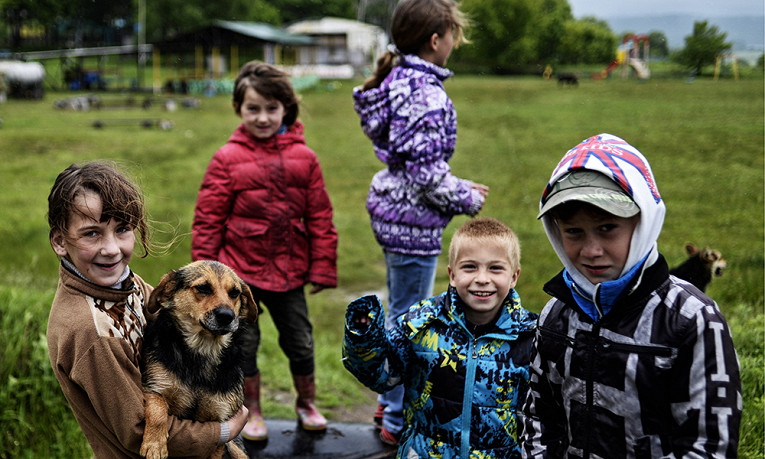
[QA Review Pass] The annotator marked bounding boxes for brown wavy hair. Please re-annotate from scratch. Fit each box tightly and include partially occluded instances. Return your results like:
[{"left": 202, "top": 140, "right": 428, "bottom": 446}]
[
  {"left": 47, "top": 161, "right": 153, "bottom": 258},
  {"left": 232, "top": 61, "right": 299, "bottom": 127},
  {"left": 361, "top": 0, "right": 469, "bottom": 91}
]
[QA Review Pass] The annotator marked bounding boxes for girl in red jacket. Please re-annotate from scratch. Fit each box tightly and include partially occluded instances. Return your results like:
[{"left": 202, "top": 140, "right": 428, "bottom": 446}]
[{"left": 192, "top": 61, "right": 338, "bottom": 441}]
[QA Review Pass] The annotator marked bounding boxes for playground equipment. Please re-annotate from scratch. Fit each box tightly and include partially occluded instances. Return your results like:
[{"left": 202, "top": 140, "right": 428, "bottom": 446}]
[
  {"left": 713, "top": 52, "right": 739, "bottom": 81},
  {"left": 593, "top": 33, "right": 650, "bottom": 80}
]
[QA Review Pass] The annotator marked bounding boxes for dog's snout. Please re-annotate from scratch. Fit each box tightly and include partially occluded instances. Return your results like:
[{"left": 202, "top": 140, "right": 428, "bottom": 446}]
[{"left": 213, "top": 307, "right": 236, "bottom": 326}]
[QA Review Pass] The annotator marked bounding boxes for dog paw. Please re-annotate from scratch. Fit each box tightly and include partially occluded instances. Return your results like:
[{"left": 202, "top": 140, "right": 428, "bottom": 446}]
[{"left": 140, "top": 440, "right": 168, "bottom": 459}]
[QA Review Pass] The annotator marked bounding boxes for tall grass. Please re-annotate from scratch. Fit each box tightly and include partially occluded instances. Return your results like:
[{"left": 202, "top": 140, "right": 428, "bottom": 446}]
[{"left": 0, "top": 73, "right": 762, "bottom": 457}]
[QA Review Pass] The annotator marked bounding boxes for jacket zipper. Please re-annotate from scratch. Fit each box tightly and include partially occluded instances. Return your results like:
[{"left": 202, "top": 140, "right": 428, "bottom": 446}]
[
  {"left": 583, "top": 323, "right": 600, "bottom": 459},
  {"left": 598, "top": 340, "right": 675, "bottom": 357},
  {"left": 538, "top": 325, "right": 576, "bottom": 347},
  {"left": 460, "top": 337, "right": 478, "bottom": 458}
]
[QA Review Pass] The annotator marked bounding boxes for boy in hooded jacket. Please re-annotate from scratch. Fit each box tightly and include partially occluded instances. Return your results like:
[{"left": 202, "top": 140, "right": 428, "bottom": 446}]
[
  {"left": 521, "top": 133, "right": 741, "bottom": 458},
  {"left": 343, "top": 217, "right": 538, "bottom": 458}
]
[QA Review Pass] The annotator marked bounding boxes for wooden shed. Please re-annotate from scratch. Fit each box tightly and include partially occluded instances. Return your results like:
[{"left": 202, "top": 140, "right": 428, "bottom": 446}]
[{"left": 153, "top": 20, "right": 314, "bottom": 80}]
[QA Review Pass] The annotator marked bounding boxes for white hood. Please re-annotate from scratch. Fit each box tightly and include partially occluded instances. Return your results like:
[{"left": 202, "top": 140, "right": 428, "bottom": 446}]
[{"left": 539, "top": 133, "right": 666, "bottom": 298}]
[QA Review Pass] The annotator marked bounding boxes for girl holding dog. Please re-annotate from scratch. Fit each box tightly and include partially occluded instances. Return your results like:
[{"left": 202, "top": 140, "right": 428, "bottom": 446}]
[
  {"left": 352, "top": 0, "right": 488, "bottom": 444},
  {"left": 192, "top": 61, "right": 338, "bottom": 441},
  {"left": 46, "top": 162, "right": 247, "bottom": 458}
]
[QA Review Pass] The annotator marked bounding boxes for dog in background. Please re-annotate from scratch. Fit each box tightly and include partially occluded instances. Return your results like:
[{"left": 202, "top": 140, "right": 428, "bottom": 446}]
[
  {"left": 557, "top": 72, "right": 579, "bottom": 86},
  {"left": 669, "top": 243, "right": 727, "bottom": 293},
  {"left": 140, "top": 260, "right": 258, "bottom": 459}
]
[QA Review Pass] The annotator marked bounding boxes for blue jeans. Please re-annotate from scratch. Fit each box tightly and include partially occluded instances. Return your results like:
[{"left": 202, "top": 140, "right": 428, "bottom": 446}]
[{"left": 379, "top": 250, "right": 437, "bottom": 434}]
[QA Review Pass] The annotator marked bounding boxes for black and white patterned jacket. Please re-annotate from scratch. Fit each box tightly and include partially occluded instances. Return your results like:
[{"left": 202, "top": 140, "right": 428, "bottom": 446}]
[{"left": 520, "top": 256, "right": 742, "bottom": 458}]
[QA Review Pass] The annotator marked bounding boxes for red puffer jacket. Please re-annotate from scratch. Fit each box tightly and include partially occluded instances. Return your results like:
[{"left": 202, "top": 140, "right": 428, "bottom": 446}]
[{"left": 192, "top": 121, "right": 337, "bottom": 292}]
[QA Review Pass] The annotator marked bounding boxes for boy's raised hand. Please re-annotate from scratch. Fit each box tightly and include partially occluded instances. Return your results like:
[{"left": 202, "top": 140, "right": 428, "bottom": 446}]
[{"left": 351, "top": 310, "right": 370, "bottom": 332}]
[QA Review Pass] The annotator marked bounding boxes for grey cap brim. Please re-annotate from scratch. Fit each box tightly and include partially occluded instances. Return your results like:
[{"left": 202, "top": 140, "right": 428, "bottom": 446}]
[{"left": 538, "top": 171, "right": 640, "bottom": 219}]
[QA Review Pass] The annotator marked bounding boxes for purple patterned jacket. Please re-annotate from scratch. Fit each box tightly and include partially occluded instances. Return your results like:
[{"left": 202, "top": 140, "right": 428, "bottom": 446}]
[{"left": 353, "top": 54, "right": 484, "bottom": 256}]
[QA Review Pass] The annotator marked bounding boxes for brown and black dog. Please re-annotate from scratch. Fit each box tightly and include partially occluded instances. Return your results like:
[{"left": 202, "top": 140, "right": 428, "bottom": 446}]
[
  {"left": 669, "top": 243, "right": 728, "bottom": 293},
  {"left": 140, "top": 260, "right": 258, "bottom": 459}
]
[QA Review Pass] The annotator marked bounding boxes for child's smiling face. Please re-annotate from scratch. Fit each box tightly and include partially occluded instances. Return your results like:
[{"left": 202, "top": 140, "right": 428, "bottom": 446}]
[
  {"left": 50, "top": 190, "right": 135, "bottom": 287},
  {"left": 236, "top": 87, "right": 286, "bottom": 139},
  {"left": 448, "top": 239, "right": 519, "bottom": 325}
]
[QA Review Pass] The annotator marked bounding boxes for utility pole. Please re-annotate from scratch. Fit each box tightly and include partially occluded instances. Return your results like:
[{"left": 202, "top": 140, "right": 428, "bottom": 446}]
[{"left": 136, "top": 0, "right": 146, "bottom": 90}]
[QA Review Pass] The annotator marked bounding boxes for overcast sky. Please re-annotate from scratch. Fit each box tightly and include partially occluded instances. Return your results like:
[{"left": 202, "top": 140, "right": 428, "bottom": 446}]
[{"left": 567, "top": 0, "right": 765, "bottom": 18}]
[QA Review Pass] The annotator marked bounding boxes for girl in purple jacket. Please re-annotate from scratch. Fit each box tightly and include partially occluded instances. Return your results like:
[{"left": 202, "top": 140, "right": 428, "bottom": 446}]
[
  {"left": 352, "top": 0, "right": 488, "bottom": 445},
  {"left": 192, "top": 61, "right": 338, "bottom": 441}
]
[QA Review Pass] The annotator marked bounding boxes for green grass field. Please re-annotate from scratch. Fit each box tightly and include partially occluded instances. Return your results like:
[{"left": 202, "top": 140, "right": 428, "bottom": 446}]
[{"left": 1, "top": 73, "right": 763, "bottom": 457}]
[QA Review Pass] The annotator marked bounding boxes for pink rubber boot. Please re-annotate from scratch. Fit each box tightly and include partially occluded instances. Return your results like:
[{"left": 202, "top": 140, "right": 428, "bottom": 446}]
[
  {"left": 241, "top": 374, "right": 268, "bottom": 441},
  {"left": 292, "top": 373, "right": 327, "bottom": 431}
]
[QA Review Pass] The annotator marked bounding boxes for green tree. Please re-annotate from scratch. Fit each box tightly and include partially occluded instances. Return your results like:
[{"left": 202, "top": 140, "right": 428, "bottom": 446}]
[
  {"left": 458, "top": 0, "right": 537, "bottom": 72},
  {"left": 1, "top": 0, "right": 132, "bottom": 49},
  {"left": 647, "top": 31, "right": 669, "bottom": 58},
  {"left": 357, "top": 0, "right": 396, "bottom": 32},
  {"left": 533, "top": 0, "right": 574, "bottom": 64},
  {"left": 455, "top": 0, "right": 612, "bottom": 72},
  {"left": 145, "top": 0, "right": 282, "bottom": 42},
  {"left": 674, "top": 20, "right": 732, "bottom": 76},
  {"left": 143, "top": 0, "right": 356, "bottom": 42},
  {"left": 270, "top": 0, "right": 356, "bottom": 26},
  {"left": 557, "top": 17, "right": 616, "bottom": 65}
]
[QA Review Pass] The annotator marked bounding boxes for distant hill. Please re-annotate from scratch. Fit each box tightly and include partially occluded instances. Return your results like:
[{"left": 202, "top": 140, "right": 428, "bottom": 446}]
[{"left": 601, "top": 14, "right": 764, "bottom": 52}]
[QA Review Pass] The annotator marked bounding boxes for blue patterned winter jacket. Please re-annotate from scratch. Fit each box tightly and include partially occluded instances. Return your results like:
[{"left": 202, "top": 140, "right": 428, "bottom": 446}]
[
  {"left": 353, "top": 54, "right": 484, "bottom": 256},
  {"left": 343, "top": 287, "right": 538, "bottom": 458}
]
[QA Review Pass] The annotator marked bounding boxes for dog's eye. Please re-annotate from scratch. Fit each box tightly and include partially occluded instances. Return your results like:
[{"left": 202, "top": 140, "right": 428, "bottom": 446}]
[
  {"left": 194, "top": 283, "right": 213, "bottom": 295},
  {"left": 229, "top": 288, "right": 241, "bottom": 300}
]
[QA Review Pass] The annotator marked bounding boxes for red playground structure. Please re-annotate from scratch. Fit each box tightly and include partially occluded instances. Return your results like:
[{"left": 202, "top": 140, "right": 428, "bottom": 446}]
[{"left": 593, "top": 33, "right": 650, "bottom": 80}]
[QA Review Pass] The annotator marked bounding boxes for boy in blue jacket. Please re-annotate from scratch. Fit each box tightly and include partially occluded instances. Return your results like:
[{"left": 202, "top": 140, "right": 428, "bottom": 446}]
[{"left": 343, "top": 217, "right": 538, "bottom": 458}]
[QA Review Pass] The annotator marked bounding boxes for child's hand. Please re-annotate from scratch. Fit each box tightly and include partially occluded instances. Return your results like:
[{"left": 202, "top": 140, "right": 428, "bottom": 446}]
[
  {"left": 351, "top": 310, "right": 371, "bottom": 332},
  {"left": 471, "top": 182, "right": 489, "bottom": 198},
  {"left": 309, "top": 283, "right": 328, "bottom": 294},
  {"left": 227, "top": 405, "right": 249, "bottom": 440}
]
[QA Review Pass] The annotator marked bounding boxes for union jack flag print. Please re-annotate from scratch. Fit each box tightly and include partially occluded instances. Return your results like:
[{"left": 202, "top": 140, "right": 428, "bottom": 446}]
[{"left": 544, "top": 134, "right": 662, "bottom": 205}]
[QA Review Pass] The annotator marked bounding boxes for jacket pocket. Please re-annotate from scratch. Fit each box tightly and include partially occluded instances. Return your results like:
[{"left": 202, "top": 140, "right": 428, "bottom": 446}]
[
  {"left": 226, "top": 220, "right": 269, "bottom": 238},
  {"left": 536, "top": 325, "right": 576, "bottom": 368},
  {"left": 633, "top": 433, "right": 671, "bottom": 459},
  {"left": 224, "top": 220, "right": 269, "bottom": 265},
  {"left": 292, "top": 219, "right": 307, "bottom": 237}
]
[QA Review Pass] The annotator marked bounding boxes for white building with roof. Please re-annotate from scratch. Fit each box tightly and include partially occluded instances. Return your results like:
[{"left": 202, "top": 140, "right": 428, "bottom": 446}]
[{"left": 286, "top": 17, "right": 388, "bottom": 78}]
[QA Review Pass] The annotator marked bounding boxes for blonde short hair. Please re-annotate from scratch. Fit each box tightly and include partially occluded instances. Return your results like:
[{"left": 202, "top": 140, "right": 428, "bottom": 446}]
[{"left": 448, "top": 217, "right": 520, "bottom": 271}]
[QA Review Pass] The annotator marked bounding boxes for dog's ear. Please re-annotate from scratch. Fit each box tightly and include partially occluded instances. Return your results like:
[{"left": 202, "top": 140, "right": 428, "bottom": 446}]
[
  {"left": 684, "top": 243, "right": 699, "bottom": 256},
  {"left": 238, "top": 282, "right": 259, "bottom": 323},
  {"left": 146, "top": 270, "right": 181, "bottom": 314}
]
